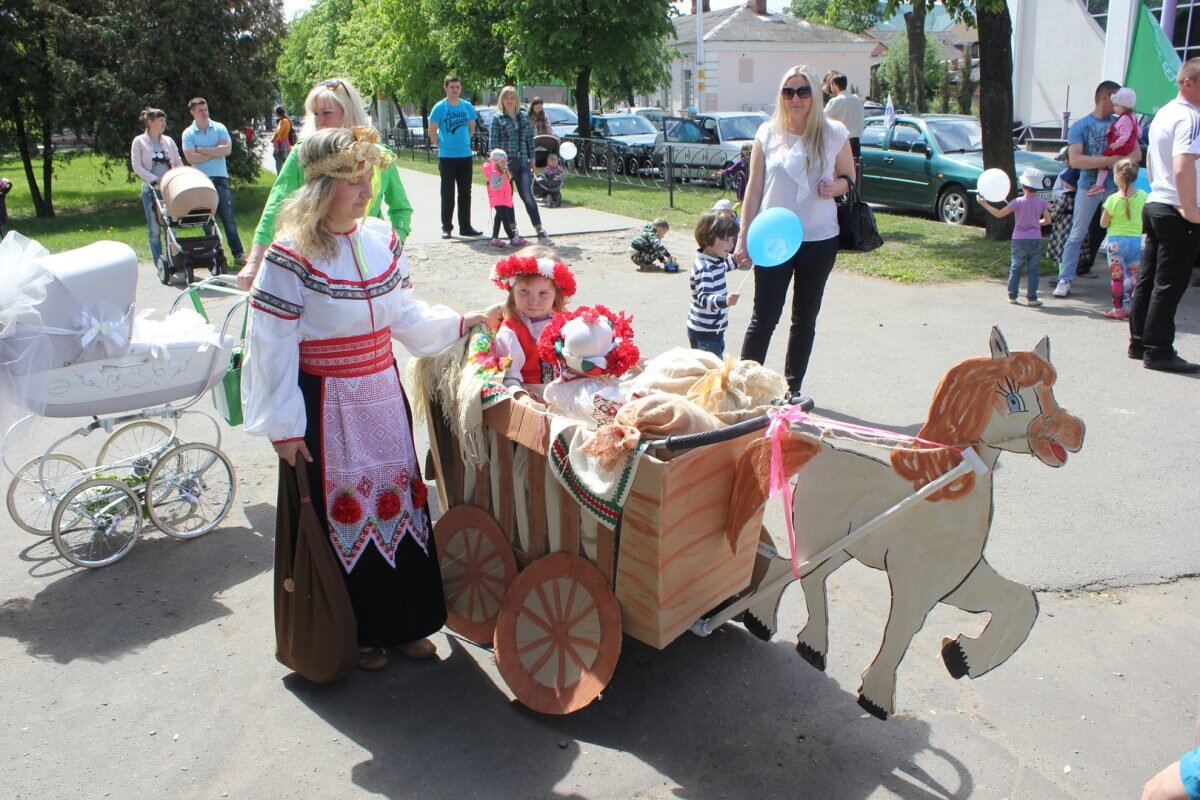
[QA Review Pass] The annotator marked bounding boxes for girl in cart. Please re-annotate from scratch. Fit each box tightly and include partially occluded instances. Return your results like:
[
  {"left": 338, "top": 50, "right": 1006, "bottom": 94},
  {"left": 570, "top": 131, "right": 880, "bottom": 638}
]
[
  {"left": 242, "top": 126, "right": 497, "bottom": 674},
  {"left": 489, "top": 248, "right": 577, "bottom": 405},
  {"left": 130, "top": 107, "right": 183, "bottom": 269}
]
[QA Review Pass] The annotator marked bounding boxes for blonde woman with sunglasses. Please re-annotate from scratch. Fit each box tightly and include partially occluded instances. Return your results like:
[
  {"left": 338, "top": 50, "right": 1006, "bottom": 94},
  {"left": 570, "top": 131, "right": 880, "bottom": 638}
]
[
  {"left": 736, "top": 65, "right": 856, "bottom": 409},
  {"left": 238, "top": 78, "right": 414, "bottom": 289}
]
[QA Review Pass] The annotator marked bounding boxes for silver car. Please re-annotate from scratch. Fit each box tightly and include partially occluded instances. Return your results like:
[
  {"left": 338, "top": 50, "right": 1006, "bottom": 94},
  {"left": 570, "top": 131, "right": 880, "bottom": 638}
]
[{"left": 654, "top": 112, "right": 766, "bottom": 180}]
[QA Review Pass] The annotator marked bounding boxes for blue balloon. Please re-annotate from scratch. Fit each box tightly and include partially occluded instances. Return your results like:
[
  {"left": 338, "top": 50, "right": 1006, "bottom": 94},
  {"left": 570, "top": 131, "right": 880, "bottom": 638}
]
[
  {"left": 1133, "top": 168, "right": 1151, "bottom": 194},
  {"left": 747, "top": 207, "right": 805, "bottom": 267}
]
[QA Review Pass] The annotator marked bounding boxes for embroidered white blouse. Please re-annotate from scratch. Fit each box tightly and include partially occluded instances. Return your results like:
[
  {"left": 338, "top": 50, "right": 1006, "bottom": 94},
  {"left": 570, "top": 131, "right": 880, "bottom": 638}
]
[
  {"left": 243, "top": 217, "right": 464, "bottom": 443},
  {"left": 494, "top": 314, "right": 553, "bottom": 393}
]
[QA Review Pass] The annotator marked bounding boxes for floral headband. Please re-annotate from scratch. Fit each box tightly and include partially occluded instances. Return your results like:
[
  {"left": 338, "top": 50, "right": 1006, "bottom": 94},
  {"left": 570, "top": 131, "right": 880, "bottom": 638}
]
[
  {"left": 303, "top": 126, "right": 394, "bottom": 182},
  {"left": 537, "top": 305, "right": 639, "bottom": 378},
  {"left": 490, "top": 255, "right": 577, "bottom": 300}
]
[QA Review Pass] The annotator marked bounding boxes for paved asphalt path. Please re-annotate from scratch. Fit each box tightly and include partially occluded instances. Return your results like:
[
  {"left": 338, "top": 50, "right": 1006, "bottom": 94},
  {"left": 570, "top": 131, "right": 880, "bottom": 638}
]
[{"left": 2, "top": 165, "right": 1197, "bottom": 799}]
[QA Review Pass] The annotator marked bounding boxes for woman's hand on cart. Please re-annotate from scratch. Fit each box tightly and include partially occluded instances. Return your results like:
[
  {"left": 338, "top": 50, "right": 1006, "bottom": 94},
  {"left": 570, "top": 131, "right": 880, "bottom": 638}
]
[
  {"left": 237, "top": 244, "right": 270, "bottom": 291},
  {"left": 466, "top": 305, "right": 504, "bottom": 332},
  {"left": 274, "top": 439, "right": 313, "bottom": 466}
]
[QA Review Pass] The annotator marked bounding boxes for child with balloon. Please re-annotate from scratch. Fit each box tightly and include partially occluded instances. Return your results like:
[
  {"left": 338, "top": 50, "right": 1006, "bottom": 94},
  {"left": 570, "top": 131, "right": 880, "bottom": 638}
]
[{"left": 977, "top": 167, "right": 1052, "bottom": 306}]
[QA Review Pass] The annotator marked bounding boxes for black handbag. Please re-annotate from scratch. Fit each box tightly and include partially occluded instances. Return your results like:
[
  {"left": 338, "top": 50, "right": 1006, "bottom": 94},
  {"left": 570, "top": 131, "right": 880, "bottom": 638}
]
[{"left": 837, "top": 177, "right": 884, "bottom": 252}]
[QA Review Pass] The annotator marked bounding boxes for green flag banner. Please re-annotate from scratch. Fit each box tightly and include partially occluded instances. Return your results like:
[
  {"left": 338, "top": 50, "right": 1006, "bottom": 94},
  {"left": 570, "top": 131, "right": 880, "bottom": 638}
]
[{"left": 1125, "top": 4, "right": 1182, "bottom": 114}]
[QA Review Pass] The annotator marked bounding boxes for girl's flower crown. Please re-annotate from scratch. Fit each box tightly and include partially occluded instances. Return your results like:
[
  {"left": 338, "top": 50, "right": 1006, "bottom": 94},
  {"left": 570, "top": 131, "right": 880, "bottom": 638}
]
[
  {"left": 537, "top": 304, "right": 639, "bottom": 378},
  {"left": 490, "top": 255, "right": 577, "bottom": 300},
  {"left": 303, "top": 126, "right": 394, "bottom": 182}
]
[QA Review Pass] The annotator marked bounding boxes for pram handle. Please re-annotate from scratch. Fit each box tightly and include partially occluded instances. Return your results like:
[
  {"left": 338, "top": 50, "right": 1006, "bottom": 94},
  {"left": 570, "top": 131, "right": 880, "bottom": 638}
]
[{"left": 649, "top": 413, "right": 771, "bottom": 452}]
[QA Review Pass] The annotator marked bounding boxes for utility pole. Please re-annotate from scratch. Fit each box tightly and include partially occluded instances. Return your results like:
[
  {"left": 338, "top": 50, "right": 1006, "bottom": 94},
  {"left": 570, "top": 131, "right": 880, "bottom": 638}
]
[{"left": 695, "top": 3, "right": 705, "bottom": 112}]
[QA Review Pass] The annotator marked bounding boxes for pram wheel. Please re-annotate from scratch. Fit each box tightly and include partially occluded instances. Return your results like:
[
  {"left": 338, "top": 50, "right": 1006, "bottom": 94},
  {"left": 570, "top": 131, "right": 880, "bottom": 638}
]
[
  {"left": 7, "top": 454, "right": 87, "bottom": 536},
  {"left": 96, "top": 421, "right": 175, "bottom": 479},
  {"left": 549, "top": 192, "right": 562, "bottom": 209},
  {"left": 145, "top": 443, "right": 235, "bottom": 539},
  {"left": 156, "top": 255, "right": 171, "bottom": 286},
  {"left": 51, "top": 479, "right": 142, "bottom": 568}
]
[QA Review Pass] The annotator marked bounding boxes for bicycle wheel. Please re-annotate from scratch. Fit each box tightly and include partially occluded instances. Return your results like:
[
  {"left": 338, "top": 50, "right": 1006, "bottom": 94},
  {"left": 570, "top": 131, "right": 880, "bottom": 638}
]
[
  {"left": 51, "top": 479, "right": 142, "bottom": 568},
  {"left": 145, "top": 443, "right": 235, "bottom": 539},
  {"left": 6, "top": 454, "right": 88, "bottom": 536},
  {"left": 96, "top": 421, "right": 174, "bottom": 479}
]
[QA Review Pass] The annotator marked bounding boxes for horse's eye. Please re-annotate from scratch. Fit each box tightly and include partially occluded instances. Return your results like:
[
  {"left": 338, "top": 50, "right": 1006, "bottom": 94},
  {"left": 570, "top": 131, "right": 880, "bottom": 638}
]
[{"left": 1006, "top": 391, "right": 1026, "bottom": 413}]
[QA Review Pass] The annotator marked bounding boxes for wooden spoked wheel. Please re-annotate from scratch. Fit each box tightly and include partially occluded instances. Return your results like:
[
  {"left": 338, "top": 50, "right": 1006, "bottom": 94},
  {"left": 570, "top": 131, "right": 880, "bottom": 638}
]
[
  {"left": 493, "top": 552, "right": 622, "bottom": 715},
  {"left": 434, "top": 506, "right": 517, "bottom": 645}
]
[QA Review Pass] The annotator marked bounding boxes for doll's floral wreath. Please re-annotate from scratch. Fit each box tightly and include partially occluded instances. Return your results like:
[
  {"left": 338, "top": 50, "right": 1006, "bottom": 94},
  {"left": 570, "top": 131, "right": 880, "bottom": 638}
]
[
  {"left": 538, "top": 304, "right": 639, "bottom": 378},
  {"left": 303, "top": 126, "right": 394, "bottom": 182},
  {"left": 490, "top": 255, "right": 577, "bottom": 300}
]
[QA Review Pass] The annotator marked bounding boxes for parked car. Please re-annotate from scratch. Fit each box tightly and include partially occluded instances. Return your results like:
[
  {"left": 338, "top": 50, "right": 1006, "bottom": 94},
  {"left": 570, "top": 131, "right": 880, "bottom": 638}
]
[
  {"left": 613, "top": 106, "right": 668, "bottom": 130},
  {"left": 565, "top": 113, "right": 662, "bottom": 175},
  {"left": 859, "top": 113, "right": 1061, "bottom": 225},
  {"left": 472, "top": 107, "right": 497, "bottom": 155},
  {"left": 654, "top": 112, "right": 768, "bottom": 178},
  {"left": 541, "top": 103, "right": 579, "bottom": 137}
]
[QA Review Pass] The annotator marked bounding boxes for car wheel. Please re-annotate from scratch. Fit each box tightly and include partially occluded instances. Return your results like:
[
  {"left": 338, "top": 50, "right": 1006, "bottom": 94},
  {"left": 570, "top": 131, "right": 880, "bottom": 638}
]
[
  {"left": 613, "top": 155, "right": 625, "bottom": 175},
  {"left": 937, "top": 186, "right": 971, "bottom": 225}
]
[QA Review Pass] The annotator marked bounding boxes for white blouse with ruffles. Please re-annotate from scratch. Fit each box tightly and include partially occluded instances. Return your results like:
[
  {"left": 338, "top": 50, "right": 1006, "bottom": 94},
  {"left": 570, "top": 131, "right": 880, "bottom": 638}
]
[
  {"left": 755, "top": 119, "right": 849, "bottom": 243},
  {"left": 243, "top": 217, "right": 464, "bottom": 443}
]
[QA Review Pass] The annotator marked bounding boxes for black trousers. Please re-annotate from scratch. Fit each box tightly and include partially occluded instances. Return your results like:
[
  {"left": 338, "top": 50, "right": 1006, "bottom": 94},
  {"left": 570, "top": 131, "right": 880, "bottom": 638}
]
[
  {"left": 740, "top": 235, "right": 839, "bottom": 393},
  {"left": 492, "top": 205, "right": 517, "bottom": 239},
  {"left": 1130, "top": 202, "right": 1200, "bottom": 361},
  {"left": 438, "top": 156, "right": 474, "bottom": 232}
]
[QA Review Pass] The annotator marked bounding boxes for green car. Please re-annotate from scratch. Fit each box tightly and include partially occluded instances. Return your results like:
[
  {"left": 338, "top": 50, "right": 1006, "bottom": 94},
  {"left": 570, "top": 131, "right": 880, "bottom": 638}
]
[{"left": 860, "top": 114, "right": 1062, "bottom": 225}]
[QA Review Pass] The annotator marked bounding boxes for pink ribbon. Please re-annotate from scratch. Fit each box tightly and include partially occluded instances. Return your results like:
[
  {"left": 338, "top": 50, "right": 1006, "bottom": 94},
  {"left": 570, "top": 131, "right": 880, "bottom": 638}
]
[{"left": 764, "top": 405, "right": 974, "bottom": 578}]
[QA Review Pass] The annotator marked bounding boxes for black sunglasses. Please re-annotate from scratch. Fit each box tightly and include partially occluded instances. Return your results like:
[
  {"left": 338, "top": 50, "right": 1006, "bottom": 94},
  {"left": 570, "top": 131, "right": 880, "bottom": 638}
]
[{"left": 781, "top": 86, "right": 813, "bottom": 100}]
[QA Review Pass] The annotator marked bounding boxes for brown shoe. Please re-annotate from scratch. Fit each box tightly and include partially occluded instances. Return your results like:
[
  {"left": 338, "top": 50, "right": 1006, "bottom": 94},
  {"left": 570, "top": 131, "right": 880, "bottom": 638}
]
[
  {"left": 357, "top": 647, "right": 388, "bottom": 671},
  {"left": 397, "top": 638, "right": 437, "bottom": 660}
]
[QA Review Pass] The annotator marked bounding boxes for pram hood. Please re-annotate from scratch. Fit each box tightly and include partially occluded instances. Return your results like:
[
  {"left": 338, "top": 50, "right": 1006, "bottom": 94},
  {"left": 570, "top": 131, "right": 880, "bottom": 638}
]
[{"left": 159, "top": 166, "right": 218, "bottom": 222}]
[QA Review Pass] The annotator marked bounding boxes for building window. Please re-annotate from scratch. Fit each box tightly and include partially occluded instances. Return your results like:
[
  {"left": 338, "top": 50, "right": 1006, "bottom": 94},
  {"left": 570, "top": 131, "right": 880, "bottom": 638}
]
[
  {"left": 739, "top": 58, "right": 754, "bottom": 83},
  {"left": 1087, "top": 0, "right": 1200, "bottom": 62}
]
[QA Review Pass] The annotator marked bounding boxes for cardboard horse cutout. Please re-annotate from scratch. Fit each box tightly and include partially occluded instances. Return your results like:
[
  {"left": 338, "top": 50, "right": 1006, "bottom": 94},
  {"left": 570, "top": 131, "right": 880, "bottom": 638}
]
[{"left": 738, "top": 328, "right": 1085, "bottom": 720}]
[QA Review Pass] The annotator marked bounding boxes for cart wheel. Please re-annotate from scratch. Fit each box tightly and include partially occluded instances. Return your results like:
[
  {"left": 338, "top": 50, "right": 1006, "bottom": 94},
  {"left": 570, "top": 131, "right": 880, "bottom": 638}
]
[
  {"left": 156, "top": 255, "right": 171, "bottom": 286},
  {"left": 493, "top": 552, "right": 621, "bottom": 715},
  {"left": 6, "top": 454, "right": 88, "bottom": 536},
  {"left": 96, "top": 421, "right": 174, "bottom": 479},
  {"left": 145, "top": 443, "right": 235, "bottom": 539},
  {"left": 435, "top": 506, "right": 517, "bottom": 645},
  {"left": 51, "top": 479, "right": 142, "bottom": 568}
]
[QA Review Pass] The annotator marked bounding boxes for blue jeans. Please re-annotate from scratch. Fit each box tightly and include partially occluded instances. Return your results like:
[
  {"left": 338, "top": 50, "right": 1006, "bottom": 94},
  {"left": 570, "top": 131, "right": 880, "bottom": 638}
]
[
  {"left": 687, "top": 328, "right": 725, "bottom": 357},
  {"left": 510, "top": 161, "right": 543, "bottom": 230},
  {"left": 210, "top": 177, "right": 244, "bottom": 259},
  {"left": 1008, "top": 238, "right": 1042, "bottom": 299},
  {"left": 141, "top": 184, "right": 162, "bottom": 265},
  {"left": 1058, "top": 183, "right": 1109, "bottom": 283}
]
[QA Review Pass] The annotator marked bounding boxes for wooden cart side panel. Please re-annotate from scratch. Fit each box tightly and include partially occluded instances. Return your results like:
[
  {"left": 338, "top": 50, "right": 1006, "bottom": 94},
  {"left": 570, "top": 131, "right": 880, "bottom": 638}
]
[
  {"left": 613, "top": 459, "right": 668, "bottom": 647},
  {"left": 556, "top": 481, "right": 581, "bottom": 557},
  {"left": 526, "top": 450, "right": 548, "bottom": 558}
]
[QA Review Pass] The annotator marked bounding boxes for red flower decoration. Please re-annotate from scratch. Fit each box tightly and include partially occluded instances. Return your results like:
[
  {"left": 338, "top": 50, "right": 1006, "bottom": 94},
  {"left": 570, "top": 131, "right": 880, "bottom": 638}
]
[
  {"left": 410, "top": 478, "right": 428, "bottom": 509},
  {"left": 490, "top": 254, "right": 576, "bottom": 299},
  {"left": 377, "top": 489, "right": 403, "bottom": 520},
  {"left": 330, "top": 492, "right": 364, "bottom": 525}
]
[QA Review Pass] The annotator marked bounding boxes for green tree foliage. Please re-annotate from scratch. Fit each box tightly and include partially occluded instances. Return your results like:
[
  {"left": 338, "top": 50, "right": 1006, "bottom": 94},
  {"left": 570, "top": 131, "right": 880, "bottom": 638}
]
[
  {"left": 957, "top": 55, "right": 976, "bottom": 115},
  {"left": 787, "top": 0, "right": 882, "bottom": 32},
  {"left": 874, "top": 35, "right": 943, "bottom": 109},
  {"left": 336, "top": 0, "right": 447, "bottom": 118},
  {"left": 501, "top": 0, "right": 675, "bottom": 138},
  {"left": 0, "top": 0, "right": 282, "bottom": 218},
  {"left": 277, "top": 0, "right": 353, "bottom": 113},
  {"left": 427, "top": 0, "right": 511, "bottom": 92}
]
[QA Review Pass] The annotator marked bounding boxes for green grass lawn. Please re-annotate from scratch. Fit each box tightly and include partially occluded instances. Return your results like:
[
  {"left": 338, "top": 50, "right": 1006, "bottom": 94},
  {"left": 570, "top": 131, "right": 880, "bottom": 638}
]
[
  {"left": 3, "top": 152, "right": 1011, "bottom": 282},
  {"left": 1, "top": 154, "right": 275, "bottom": 259}
]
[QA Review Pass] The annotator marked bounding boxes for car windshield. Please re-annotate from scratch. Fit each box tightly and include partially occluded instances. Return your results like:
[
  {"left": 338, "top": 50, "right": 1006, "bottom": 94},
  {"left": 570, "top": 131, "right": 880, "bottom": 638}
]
[
  {"left": 406, "top": 116, "right": 422, "bottom": 126},
  {"left": 546, "top": 106, "right": 578, "bottom": 125},
  {"left": 719, "top": 114, "right": 767, "bottom": 141},
  {"left": 605, "top": 116, "right": 656, "bottom": 135},
  {"left": 928, "top": 119, "right": 983, "bottom": 152}
]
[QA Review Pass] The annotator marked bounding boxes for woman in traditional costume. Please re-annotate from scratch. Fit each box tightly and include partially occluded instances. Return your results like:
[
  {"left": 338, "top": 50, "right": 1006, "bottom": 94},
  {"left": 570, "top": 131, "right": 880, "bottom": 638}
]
[{"left": 243, "top": 127, "right": 495, "bottom": 671}]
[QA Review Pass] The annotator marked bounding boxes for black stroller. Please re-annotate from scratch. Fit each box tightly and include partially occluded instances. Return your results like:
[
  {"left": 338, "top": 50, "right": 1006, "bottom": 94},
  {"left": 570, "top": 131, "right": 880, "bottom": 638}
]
[
  {"left": 533, "top": 134, "right": 563, "bottom": 208},
  {"left": 152, "top": 166, "right": 228, "bottom": 286}
]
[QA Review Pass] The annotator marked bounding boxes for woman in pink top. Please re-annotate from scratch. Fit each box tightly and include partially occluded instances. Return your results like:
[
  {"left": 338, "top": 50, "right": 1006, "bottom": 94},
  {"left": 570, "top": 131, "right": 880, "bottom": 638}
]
[
  {"left": 482, "top": 148, "right": 527, "bottom": 248},
  {"left": 130, "top": 107, "right": 183, "bottom": 268},
  {"left": 978, "top": 168, "right": 1053, "bottom": 306}
]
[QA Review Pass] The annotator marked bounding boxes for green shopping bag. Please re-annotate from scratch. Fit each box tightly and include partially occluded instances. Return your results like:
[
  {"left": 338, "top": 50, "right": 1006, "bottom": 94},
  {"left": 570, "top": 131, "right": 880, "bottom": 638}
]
[{"left": 189, "top": 286, "right": 248, "bottom": 427}]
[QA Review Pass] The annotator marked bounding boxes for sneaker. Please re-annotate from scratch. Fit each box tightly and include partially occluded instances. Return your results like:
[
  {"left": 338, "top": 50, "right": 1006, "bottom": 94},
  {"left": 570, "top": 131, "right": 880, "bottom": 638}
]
[
  {"left": 511, "top": 236, "right": 528, "bottom": 246},
  {"left": 460, "top": 227, "right": 484, "bottom": 237},
  {"left": 1077, "top": 269, "right": 1099, "bottom": 279},
  {"left": 536, "top": 228, "right": 550, "bottom": 240},
  {"left": 1052, "top": 279, "right": 1071, "bottom": 298},
  {"left": 489, "top": 238, "right": 507, "bottom": 248},
  {"left": 1008, "top": 296, "right": 1019, "bottom": 304},
  {"left": 1027, "top": 298, "right": 1043, "bottom": 307}
]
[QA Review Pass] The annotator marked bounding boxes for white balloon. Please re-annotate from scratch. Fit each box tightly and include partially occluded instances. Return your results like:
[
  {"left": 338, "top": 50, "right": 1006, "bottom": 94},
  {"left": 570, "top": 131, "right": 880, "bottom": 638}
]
[
  {"left": 977, "top": 168, "right": 1011, "bottom": 203},
  {"left": 560, "top": 141, "right": 578, "bottom": 161}
]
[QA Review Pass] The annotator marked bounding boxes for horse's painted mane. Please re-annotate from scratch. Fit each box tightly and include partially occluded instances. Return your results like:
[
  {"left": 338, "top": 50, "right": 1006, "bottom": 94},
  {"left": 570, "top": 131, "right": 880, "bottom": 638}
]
[{"left": 890, "top": 351, "right": 1056, "bottom": 501}]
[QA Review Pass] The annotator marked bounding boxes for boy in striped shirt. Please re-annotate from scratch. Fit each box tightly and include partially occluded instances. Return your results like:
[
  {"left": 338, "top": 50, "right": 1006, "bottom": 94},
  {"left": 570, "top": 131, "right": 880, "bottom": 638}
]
[{"left": 687, "top": 211, "right": 742, "bottom": 356}]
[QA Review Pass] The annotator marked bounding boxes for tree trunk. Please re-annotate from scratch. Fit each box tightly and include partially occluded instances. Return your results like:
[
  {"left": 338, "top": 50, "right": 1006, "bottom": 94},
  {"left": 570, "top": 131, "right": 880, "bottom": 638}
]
[
  {"left": 575, "top": 66, "right": 593, "bottom": 138},
  {"left": 977, "top": 4, "right": 1015, "bottom": 241},
  {"left": 10, "top": 96, "right": 48, "bottom": 218},
  {"left": 904, "top": 4, "right": 927, "bottom": 113},
  {"left": 35, "top": 33, "right": 55, "bottom": 218}
]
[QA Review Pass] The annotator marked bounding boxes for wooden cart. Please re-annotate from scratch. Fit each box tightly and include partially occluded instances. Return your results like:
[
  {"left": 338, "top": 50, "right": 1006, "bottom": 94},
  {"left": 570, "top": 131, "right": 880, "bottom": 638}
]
[{"left": 424, "top": 397, "right": 786, "bottom": 715}]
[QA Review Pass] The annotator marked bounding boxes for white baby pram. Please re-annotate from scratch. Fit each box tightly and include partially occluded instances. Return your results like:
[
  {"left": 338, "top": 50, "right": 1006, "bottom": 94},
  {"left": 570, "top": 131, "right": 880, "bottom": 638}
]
[
  {"left": 1, "top": 233, "right": 246, "bottom": 568},
  {"left": 152, "top": 166, "right": 228, "bottom": 286}
]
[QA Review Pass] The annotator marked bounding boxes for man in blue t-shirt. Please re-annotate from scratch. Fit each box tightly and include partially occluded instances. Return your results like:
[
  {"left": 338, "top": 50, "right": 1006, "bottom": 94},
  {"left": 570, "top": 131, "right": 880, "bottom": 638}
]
[
  {"left": 1054, "top": 80, "right": 1139, "bottom": 297},
  {"left": 182, "top": 97, "right": 244, "bottom": 262},
  {"left": 428, "top": 76, "right": 482, "bottom": 239}
]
